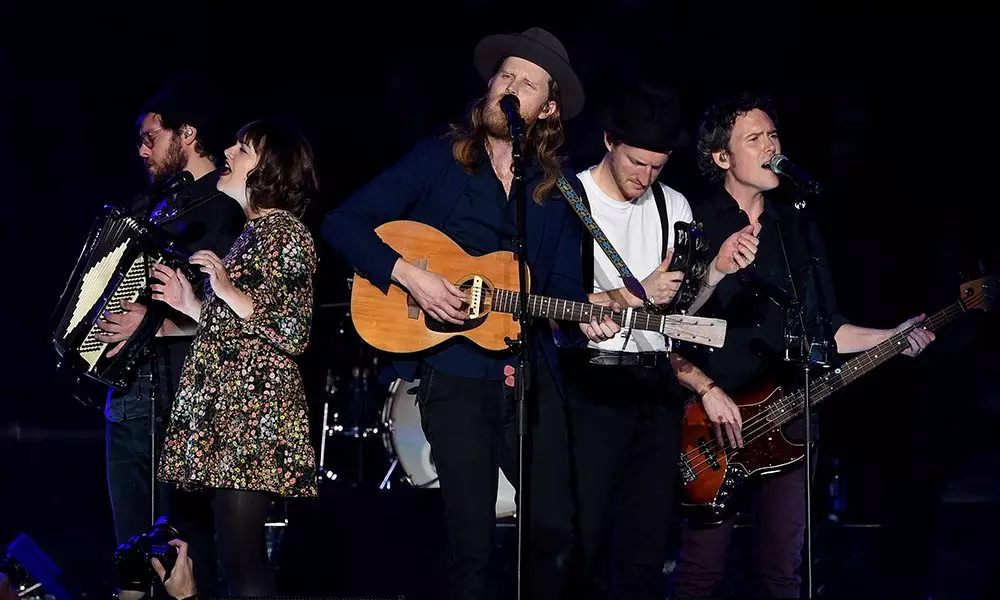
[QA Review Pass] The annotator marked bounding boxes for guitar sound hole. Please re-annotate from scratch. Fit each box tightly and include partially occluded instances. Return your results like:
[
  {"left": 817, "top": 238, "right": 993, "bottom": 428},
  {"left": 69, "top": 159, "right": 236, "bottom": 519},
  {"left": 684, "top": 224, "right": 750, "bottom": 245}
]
[
  {"left": 425, "top": 314, "right": 489, "bottom": 333},
  {"left": 424, "top": 275, "right": 492, "bottom": 334}
]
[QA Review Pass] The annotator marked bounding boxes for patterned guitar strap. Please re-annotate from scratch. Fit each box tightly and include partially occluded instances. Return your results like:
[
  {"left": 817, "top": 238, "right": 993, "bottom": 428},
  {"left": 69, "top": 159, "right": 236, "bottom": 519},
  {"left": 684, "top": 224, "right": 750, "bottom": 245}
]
[{"left": 555, "top": 176, "right": 659, "bottom": 314}]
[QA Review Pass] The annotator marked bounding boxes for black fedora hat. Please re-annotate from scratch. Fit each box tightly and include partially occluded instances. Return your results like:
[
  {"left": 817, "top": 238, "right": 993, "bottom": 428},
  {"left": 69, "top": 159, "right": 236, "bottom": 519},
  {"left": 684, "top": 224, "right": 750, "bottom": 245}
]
[
  {"left": 474, "top": 27, "right": 585, "bottom": 119},
  {"left": 602, "top": 81, "right": 691, "bottom": 153}
]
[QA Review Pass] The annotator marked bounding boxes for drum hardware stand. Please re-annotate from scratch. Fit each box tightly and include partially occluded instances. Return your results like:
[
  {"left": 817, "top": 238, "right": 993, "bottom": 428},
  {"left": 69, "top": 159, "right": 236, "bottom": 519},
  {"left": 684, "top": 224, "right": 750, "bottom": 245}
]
[
  {"left": 378, "top": 459, "right": 398, "bottom": 490},
  {"left": 317, "top": 365, "right": 381, "bottom": 486}
]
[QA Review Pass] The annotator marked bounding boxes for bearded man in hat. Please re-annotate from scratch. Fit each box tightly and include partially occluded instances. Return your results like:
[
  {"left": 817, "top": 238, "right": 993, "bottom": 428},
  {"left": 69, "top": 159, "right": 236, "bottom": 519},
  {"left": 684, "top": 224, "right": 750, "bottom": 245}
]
[
  {"left": 323, "top": 27, "right": 618, "bottom": 600},
  {"left": 555, "top": 81, "right": 759, "bottom": 599},
  {"left": 94, "top": 72, "right": 245, "bottom": 596}
]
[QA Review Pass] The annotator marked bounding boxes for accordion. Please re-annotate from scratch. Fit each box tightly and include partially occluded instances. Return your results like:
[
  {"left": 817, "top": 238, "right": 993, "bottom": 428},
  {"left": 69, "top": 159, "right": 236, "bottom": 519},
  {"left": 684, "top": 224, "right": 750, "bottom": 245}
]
[{"left": 51, "top": 204, "right": 199, "bottom": 390}]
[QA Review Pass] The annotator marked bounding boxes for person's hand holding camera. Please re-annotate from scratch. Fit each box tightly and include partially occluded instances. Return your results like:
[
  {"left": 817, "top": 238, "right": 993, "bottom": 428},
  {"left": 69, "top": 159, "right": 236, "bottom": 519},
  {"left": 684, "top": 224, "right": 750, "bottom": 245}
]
[
  {"left": 151, "top": 539, "right": 197, "bottom": 600},
  {"left": 1, "top": 573, "right": 19, "bottom": 600}
]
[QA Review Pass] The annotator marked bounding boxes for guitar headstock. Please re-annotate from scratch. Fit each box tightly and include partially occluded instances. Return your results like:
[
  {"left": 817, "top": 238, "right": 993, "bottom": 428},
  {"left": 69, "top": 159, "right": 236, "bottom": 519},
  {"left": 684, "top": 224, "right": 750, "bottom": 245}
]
[
  {"left": 959, "top": 274, "right": 998, "bottom": 313},
  {"left": 661, "top": 315, "right": 728, "bottom": 348}
]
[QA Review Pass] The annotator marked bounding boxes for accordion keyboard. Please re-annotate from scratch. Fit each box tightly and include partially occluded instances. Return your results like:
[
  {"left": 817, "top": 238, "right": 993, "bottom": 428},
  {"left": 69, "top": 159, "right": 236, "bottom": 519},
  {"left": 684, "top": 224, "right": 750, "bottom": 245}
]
[{"left": 73, "top": 250, "right": 152, "bottom": 370}]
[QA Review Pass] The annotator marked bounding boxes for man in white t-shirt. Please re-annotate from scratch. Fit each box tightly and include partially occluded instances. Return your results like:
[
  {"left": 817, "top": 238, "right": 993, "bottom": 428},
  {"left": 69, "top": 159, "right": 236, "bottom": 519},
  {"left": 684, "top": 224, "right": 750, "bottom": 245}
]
[{"left": 557, "top": 82, "right": 759, "bottom": 600}]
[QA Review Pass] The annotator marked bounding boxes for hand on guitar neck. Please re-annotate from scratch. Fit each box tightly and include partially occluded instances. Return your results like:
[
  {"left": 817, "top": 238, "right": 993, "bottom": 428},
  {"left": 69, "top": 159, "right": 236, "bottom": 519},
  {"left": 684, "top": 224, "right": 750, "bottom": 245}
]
[
  {"left": 391, "top": 258, "right": 468, "bottom": 325},
  {"left": 392, "top": 256, "right": 623, "bottom": 343}
]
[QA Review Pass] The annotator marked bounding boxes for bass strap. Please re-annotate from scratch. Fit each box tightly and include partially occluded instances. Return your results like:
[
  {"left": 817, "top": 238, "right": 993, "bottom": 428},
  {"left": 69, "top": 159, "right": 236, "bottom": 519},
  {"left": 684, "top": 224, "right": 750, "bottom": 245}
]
[{"left": 555, "top": 176, "right": 658, "bottom": 312}]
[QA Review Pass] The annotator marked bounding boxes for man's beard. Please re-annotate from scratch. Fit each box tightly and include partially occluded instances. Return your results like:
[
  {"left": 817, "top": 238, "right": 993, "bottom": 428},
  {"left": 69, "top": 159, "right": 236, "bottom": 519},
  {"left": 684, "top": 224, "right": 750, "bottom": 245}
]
[
  {"left": 145, "top": 134, "right": 186, "bottom": 187},
  {"left": 482, "top": 102, "right": 513, "bottom": 139}
]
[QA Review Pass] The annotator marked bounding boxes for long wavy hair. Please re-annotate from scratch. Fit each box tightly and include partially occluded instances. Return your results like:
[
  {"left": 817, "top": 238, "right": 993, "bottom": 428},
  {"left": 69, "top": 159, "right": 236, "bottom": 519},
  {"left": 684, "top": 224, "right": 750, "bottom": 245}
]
[{"left": 448, "top": 78, "right": 566, "bottom": 205}]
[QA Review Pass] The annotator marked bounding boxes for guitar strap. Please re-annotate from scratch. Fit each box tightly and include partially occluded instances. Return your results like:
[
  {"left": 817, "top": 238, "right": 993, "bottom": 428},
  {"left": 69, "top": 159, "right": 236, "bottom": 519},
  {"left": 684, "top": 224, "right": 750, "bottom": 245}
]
[
  {"left": 556, "top": 176, "right": 661, "bottom": 313},
  {"left": 650, "top": 182, "right": 671, "bottom": 262}
]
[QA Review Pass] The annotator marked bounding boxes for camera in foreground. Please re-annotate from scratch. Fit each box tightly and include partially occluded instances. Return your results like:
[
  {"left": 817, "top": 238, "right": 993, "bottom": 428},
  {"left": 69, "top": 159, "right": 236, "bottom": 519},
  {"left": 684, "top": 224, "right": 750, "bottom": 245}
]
[{"left": 113, "top": 518, "right": 183, "bottom": 592}]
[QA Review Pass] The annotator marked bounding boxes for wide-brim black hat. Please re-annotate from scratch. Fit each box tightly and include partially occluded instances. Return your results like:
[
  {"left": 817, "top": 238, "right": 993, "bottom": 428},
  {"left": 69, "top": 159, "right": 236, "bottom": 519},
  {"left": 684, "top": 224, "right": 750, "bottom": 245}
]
[
  {"left": 474, "top": 27, "right": 585, "bottom": 120},
  {"left": 602, "top": 81, "right": 691, "bottom": 153}
]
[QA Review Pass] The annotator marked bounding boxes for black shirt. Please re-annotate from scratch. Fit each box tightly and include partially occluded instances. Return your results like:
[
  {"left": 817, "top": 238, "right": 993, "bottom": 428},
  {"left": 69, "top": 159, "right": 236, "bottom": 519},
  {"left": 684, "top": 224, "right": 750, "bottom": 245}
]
[
  {"left": 106, "top": 168, "right": 245, "bottom": 421},
  {"left": 681, "top": 187, "right": 850, "bottom": 441}
]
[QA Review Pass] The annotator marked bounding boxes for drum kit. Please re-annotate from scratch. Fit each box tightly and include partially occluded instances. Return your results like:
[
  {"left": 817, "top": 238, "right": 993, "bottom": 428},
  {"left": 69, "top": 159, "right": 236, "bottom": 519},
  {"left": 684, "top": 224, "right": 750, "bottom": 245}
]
[{"left": 315, "top": 296, "right": 517, "bottom": 519}]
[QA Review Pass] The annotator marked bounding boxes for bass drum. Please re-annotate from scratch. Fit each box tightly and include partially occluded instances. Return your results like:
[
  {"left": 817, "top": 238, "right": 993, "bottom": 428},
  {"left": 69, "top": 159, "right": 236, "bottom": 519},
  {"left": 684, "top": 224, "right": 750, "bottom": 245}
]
[{"left": 382, "top": 378, "right": 517, "bottom": 518}]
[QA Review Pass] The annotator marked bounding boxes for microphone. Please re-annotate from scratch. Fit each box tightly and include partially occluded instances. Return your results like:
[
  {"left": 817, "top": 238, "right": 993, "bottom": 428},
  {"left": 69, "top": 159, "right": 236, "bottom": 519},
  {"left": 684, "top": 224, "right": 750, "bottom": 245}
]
[
  {"left": 499, "top": 94, "right": 525, "bottom": 143},
  {"left": 766, "top": 154, "right": 821, "bottom": 194}
]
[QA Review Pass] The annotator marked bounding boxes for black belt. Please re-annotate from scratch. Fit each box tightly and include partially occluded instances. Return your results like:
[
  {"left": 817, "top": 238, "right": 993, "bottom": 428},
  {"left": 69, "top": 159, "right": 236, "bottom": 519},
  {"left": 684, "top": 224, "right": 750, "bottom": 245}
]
[{"left": 586, "top": 350, "right": 668, "bottom": 368}]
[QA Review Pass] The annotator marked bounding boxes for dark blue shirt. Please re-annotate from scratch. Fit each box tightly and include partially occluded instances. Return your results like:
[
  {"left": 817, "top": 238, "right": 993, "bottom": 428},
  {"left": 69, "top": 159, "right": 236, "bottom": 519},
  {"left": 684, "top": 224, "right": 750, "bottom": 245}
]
[{"left": 321, "top": 136, "right": 588, "bottom": 386}]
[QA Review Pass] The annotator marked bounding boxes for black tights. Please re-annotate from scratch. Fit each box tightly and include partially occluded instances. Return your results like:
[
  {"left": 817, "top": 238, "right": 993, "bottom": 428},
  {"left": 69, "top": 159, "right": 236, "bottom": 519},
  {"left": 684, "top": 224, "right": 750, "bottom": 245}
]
[{"left": 212, "top": 489, "right": 275, "bottom": 597}]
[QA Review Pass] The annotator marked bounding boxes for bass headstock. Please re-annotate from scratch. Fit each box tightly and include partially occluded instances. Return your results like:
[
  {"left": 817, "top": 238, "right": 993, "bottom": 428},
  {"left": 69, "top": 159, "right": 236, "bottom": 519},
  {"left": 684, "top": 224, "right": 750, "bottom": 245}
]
[{"left": 959, "top": 274, "right": 998, "bottom": 313}]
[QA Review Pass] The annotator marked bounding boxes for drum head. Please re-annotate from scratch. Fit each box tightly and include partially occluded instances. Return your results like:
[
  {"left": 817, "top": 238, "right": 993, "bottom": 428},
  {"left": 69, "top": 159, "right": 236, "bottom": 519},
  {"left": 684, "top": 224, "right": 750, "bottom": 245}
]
[
  {"left": 384, "top": 378, "right": 521, "bottom": 518},
  {"left": 385, "top": 378, "right": 439, "bottom": 488}
]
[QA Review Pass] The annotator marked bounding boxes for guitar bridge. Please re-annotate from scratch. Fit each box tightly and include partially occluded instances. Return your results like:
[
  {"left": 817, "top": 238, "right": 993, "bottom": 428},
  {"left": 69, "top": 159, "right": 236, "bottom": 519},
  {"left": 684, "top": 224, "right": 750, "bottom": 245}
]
[
  {"left": 468, "top": 275, "right": 484, "bottom": 319},
  {"left": 679, "top": 454, "right": 697, "bottom": 484}
]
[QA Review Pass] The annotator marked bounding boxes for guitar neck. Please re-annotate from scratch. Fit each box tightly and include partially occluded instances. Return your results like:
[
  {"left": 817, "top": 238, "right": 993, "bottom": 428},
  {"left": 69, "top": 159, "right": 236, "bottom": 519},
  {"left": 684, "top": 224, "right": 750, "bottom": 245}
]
[
  {"left": 492, "top": 288, "right": 665, "bottom": 333},
  {"left": 777, "top": 301, "right": 965, "bottom": 421}
]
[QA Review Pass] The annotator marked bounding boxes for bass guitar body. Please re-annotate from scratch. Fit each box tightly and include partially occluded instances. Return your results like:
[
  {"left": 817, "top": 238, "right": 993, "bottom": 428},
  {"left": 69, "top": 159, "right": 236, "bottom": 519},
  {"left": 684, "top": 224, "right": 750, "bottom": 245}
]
[{"left": 678, "top": 373, "right": 804, "bottom": 525}]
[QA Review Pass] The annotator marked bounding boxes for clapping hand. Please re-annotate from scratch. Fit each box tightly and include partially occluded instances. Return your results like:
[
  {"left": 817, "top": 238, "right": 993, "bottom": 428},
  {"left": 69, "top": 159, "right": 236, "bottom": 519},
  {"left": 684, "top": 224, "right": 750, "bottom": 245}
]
[{"left": 715, "top": 223, "right": 760, "bottom": 275}]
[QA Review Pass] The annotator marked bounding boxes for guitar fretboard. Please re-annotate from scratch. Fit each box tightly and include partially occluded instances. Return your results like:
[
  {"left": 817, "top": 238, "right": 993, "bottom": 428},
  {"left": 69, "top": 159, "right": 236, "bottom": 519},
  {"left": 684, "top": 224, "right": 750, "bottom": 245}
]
[
  {"left": 492, "top": 288, "right": 665, "bottom": 332},
  {"left": 765, "top": 301, "right": 965, "bottom": 427}
]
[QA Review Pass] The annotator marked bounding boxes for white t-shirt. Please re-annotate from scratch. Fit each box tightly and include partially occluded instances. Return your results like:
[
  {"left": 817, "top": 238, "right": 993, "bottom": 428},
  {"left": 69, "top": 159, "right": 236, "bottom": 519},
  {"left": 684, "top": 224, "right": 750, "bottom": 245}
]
[{"left": 577, "top": 167, "right": 693, "bottom": 353}]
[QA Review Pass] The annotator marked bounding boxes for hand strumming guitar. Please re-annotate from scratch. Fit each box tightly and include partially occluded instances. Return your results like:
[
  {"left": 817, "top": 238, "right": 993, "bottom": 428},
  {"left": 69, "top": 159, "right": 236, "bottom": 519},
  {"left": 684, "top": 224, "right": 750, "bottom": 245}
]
[
  {"left": 640, "top": 248, "right": 685, "bottom": 306},
  {"left": 392, "top": 259, "right": 468, "bottom": 325},
  {"left": 699, "top": 384, "right": 744, "bottom": 449}
]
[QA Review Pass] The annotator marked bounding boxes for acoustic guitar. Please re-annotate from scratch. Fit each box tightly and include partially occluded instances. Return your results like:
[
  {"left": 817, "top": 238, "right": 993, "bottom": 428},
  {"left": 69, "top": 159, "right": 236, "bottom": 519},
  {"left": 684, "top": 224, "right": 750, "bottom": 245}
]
[
  {"left": 350, "top": 220, "right": 728, "bottom": 354},
  {"left": 678, "top": 274, "right": 996, "bottom": 525}
]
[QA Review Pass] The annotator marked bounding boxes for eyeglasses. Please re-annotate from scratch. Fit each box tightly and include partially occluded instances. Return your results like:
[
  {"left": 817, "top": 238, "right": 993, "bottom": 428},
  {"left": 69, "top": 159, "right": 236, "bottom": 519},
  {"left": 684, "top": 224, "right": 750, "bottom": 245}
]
[{"left": 138, "top": 128, "right": 166, "bottom": 149}]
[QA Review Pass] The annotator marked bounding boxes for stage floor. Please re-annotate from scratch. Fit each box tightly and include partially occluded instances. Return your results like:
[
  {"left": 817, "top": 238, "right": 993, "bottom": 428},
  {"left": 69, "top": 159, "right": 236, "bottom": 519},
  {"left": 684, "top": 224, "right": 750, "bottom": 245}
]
[{"left": 2, "top": 423, "right": 997, "bottom": 599}]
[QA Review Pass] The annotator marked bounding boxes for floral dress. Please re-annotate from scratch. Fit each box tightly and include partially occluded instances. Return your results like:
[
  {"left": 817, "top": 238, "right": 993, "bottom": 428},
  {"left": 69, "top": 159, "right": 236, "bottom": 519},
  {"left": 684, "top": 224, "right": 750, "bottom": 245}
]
[{"left": 157, "top": 210, "right": 318, "bottom": 497}]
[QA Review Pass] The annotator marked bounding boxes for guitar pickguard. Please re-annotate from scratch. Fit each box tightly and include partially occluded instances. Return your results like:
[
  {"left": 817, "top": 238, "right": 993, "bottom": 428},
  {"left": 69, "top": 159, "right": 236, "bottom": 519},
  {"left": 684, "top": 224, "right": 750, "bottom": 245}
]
[{"left": 681, "top": 462, "right": 751, "bottom": 525}]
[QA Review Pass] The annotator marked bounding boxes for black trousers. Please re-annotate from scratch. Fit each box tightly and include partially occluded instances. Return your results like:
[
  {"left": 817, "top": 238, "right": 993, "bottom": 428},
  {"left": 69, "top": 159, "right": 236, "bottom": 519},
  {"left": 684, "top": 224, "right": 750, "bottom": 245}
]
[
  {"left": 559, "top": 350, "right": 685, "bottom": 600},
  {"left": 416, "top": 361, "right": 575, "bottom": 600},
  {"left": 672, "top": 466, "right": 807, "bottom": 598},
  {"left": 105, "top": 385, "right": 219, "bottom": 596}
]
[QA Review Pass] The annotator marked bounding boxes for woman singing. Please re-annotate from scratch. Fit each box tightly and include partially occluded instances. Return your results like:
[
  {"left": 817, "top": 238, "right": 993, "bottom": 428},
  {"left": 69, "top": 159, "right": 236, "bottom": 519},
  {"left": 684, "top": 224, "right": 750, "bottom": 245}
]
[{"left": 150, "top": 120, "right": 319, "bottom": 596}]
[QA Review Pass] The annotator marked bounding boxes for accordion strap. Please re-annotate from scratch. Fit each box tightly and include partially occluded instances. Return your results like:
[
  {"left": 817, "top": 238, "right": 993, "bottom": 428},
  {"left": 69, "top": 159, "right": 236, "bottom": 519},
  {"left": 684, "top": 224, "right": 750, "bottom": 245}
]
[{"left": 555, "top": 176, "right": 656, "bottom": 311}]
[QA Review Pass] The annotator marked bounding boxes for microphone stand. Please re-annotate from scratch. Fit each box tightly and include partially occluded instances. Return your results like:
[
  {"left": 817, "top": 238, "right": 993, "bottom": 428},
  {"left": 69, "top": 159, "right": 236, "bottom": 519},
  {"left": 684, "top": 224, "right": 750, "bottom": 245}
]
[
  {"left": 778, "top": 184, "right": 830, "bottom": 599},
  {"left": 505, "top": 110, "right": 533, "bottom": 600}
]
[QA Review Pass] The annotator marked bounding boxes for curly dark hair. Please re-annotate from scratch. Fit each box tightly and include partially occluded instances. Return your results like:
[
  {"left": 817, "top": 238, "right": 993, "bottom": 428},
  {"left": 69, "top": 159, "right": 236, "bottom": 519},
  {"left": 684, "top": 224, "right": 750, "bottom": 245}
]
[
  {"left": 237, "top": 120, "right": 320, "bottom": 216},
  {"left": 696, "top": 92, "right": 779, "bottom": 184}
]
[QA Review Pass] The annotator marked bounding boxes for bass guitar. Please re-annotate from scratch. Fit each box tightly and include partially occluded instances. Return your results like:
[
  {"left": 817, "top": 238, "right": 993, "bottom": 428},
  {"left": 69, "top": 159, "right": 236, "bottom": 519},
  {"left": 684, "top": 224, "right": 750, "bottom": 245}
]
[
  {"left": 350, "top": 220, "right": 728, "bottom": 354},
  {"left": 678, "top": 274, "right": 996, "bottom": 525}
]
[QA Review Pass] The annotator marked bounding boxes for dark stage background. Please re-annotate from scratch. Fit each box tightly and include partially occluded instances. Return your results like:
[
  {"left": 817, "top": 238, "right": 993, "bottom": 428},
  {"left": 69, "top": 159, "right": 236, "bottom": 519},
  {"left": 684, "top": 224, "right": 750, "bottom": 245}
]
[{"left": 1, "top": 2, "right": 996, "bottom": 598}]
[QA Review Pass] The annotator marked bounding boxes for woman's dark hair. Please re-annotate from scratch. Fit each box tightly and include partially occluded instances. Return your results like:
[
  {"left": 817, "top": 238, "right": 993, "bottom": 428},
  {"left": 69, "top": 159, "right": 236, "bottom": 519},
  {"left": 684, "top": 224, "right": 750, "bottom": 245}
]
[
  {"left": 237, "top": 120, "right": 320, "bottom": 215},
  {"left": 696, "top": 92, "right": 779, "bottom": 184}
]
